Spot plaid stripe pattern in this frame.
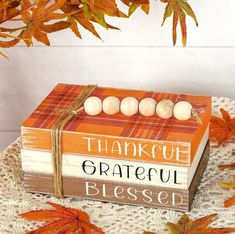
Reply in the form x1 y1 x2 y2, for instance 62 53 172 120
23 83 210 141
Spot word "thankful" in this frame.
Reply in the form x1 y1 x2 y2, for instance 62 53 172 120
82 137 189 162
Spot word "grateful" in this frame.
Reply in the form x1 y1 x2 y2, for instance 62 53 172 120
82 160 182 185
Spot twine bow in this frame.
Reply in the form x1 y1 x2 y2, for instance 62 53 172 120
51 85 97 198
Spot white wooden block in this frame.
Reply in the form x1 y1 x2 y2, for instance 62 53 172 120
21 127 208 189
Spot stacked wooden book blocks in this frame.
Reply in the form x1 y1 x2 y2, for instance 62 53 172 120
21 84 211 211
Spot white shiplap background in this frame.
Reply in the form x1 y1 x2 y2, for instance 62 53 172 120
0 0 235 151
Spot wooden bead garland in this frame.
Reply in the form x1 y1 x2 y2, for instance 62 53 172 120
156 99 174 119
120 97 139 116
139 98 156 117
103 96 120 115
84 96 102 116
173 101 193 121
83 96 200 123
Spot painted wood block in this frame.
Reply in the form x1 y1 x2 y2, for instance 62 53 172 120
21 129 208 189
23 142 209 212
21 84 211 166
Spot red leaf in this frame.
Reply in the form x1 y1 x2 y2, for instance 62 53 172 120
179 15 186 46
19 202 104 234
218 163 235 170
224 195 235 208
20 210 71 220
221 108 231 122
172 10 178 45
47 202 89 221
209 108 235 144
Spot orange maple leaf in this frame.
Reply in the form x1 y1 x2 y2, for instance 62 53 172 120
218 160 235 208
0 3 37 58
1 0 198 59
210 108 235 145
144 213 235 234
19 0 70 46
19 202 105 234
167 214 235 234
224 195 235 208
161 0 198 46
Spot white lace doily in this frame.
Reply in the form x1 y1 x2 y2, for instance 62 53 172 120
0 97 235 234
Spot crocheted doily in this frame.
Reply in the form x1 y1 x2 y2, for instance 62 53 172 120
0 97 235 234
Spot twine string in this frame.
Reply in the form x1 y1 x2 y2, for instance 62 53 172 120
192 109 202 125
51 85 97 198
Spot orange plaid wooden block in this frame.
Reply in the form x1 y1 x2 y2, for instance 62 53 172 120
21 83 211 166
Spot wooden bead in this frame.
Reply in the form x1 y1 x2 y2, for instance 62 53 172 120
103 96 120 115
120 97 139 116
173 101 193 120
156 99 174 119
84 96 102 116
139 98 156 117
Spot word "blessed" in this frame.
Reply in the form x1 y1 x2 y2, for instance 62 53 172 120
85 181 185 207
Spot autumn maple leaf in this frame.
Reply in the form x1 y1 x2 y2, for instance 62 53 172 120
218 157 235 208
144 213 235 234
0 2 36 58
18 0 71 46
1 0 199 58
210 108 235 145
166 214 235 234
161 0 198 46
61 4 101 39
19 202 105 234
0 0 20 23
61 0 124 40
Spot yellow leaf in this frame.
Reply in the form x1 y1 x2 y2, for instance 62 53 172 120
161 2 173 26
219 176 235 189
94 13 108 29
179 0 198 26
83 3 92 19
128 3 139 16
167 213 235 234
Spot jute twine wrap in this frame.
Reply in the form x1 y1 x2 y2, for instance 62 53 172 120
51 85 97 198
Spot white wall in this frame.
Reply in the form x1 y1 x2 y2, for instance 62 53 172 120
0 0 235 151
